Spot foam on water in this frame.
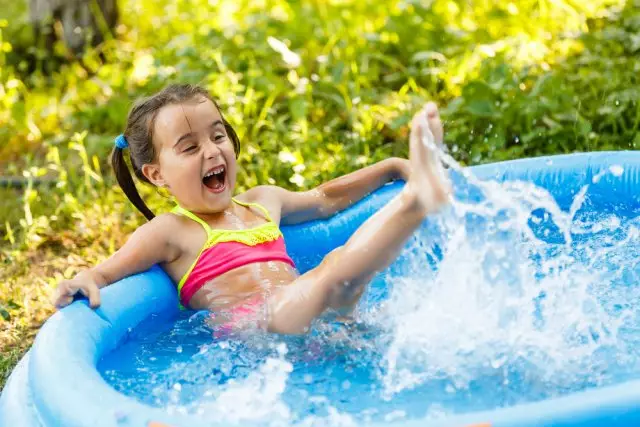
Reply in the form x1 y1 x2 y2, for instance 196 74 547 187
100 150 640 425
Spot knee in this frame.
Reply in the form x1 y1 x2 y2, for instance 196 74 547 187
320 246 346 280
318 245 365 307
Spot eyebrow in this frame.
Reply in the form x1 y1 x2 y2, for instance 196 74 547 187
174 120 224 147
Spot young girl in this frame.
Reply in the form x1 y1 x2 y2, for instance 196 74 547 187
52 84 449 335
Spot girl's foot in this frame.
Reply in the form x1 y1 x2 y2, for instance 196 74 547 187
406 103 450 213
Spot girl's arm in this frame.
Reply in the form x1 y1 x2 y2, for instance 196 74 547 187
255 157 410 225
52 214 181 309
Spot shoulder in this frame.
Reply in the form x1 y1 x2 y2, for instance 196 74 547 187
149 212 187 230
132 213 194 263
132 213 190 243
236 185 288 221
237 185 287 205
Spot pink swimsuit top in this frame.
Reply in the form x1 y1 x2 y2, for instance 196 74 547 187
172 198 296 308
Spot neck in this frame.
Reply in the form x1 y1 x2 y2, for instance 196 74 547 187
185 198 241 222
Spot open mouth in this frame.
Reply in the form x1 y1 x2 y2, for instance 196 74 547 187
202 165 226 193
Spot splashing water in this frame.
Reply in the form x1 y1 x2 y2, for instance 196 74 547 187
372 150 640 409
100 147 640 425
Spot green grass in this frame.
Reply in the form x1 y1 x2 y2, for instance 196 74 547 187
1 0 639 390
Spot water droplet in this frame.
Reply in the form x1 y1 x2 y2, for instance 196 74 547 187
491 355 507 368
489 266 500 279
609 165 624 177
277 342 288 356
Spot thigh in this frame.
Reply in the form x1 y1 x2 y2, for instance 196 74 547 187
266 267 332 335
266 247 374 335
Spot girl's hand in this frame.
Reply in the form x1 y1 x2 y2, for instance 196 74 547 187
50 214 182 311
52 270 102 309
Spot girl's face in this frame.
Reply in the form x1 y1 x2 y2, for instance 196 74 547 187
145 96 238 213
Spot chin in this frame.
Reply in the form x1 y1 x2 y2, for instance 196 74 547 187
204 191 232 210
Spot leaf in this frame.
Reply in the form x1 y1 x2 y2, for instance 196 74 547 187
576 118 592 136
289 97 307 121
0 304 9 321
6 299 21 309
389 114 411 130
529 74 552 97
411 51 446 63
462 81 496 101
466 99 497 118
542 116 561 129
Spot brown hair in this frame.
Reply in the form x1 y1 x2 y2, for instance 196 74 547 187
111 84 241 221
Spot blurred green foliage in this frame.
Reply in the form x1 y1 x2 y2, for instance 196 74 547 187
1 0 639 388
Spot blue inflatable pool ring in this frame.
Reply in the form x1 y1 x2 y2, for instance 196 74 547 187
2 151 640 427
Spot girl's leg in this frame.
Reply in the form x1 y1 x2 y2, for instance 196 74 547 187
267 103 449 334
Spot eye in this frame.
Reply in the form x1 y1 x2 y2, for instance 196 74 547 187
183 145 197 153
212 132 226 142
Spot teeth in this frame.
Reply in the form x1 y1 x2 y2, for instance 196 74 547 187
204 166 225 178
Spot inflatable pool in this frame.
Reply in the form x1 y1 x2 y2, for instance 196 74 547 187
2 151 640 427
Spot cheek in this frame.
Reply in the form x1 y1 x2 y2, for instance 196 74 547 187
223 144 238 173
223 141 237 159
160 153 198 183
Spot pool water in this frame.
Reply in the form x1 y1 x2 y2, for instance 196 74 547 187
99 163 640 426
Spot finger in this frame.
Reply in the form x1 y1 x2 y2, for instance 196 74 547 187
52 283 74 308
52 281 73 304
85 285 101 309
55 295 74 309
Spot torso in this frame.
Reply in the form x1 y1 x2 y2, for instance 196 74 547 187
160 191 298 312
188 260 297 311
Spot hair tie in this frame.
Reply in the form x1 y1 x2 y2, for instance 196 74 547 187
114 134 129 149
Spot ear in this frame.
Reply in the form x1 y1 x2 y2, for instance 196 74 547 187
141 163 166 187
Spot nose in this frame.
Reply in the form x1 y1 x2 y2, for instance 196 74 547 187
202 139 222 159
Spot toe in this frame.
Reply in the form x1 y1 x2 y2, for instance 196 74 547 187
424 102 443 145
424 102 438 118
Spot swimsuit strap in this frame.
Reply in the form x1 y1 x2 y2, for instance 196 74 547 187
232 197 274 222
172 198 274 240
171 205 215 241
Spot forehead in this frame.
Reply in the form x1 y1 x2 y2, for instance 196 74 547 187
153 97 222 146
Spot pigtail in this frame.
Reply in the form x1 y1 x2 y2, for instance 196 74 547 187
111 146 155 221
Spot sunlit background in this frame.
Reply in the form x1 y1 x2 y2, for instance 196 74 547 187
1 0 638 389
